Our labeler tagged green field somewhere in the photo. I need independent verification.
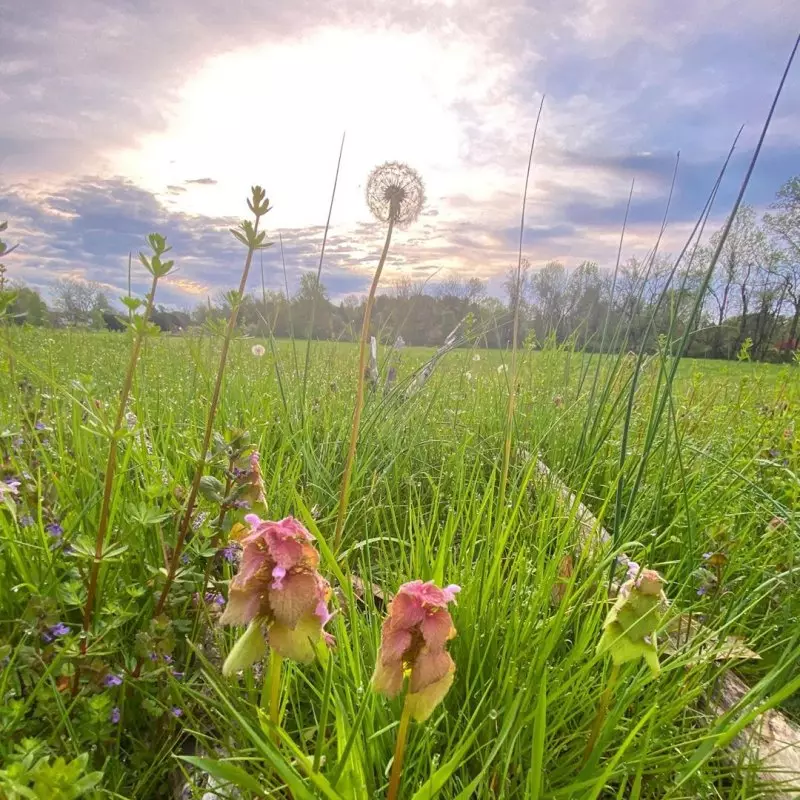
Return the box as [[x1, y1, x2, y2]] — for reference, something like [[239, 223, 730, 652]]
[[1, 328, 798, 799]]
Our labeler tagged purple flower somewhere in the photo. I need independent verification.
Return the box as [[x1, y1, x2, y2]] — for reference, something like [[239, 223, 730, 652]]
[[34, 421, 46, 431], [702, 552, 713, 560], [163, 654, 173, 664], [221, 543, 240, 564], [46, 523, 64, 539], [204, 592, 225, 607], [103, 674, 123, 687], [110, 707, 121, 724], [171, 670, 184, 679], [20, 515, 34, 528], [180, 554, 189, 565], [1, 478, 21, 498], [171, 707, 183, 718], [149, 652, 159, 662], [697, 586, 708, 596], [12, 436, 23, 449], [42, 622, 69, 642], [231, 499, 250, 510]]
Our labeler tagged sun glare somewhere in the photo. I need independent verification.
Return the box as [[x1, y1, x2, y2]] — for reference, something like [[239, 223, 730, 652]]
[[111, 27, 508, 230]]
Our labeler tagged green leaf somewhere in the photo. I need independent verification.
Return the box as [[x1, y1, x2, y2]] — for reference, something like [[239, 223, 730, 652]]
[[177, 756, 264, 795], [198, 475, 224, 503]]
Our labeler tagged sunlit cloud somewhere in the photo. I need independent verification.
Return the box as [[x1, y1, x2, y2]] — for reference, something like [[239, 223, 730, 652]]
[[1, 0, 798, 304]]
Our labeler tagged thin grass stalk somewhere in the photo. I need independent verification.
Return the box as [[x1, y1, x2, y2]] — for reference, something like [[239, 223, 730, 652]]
[[498, 97, 544, 516], [333, 215, 395, 550], [76, 271, 159, 691], [618, 35, 798, 538], [278, 232, 300, 381], [301, 133, 346, 412], [582, 662, 620, 765], [152, 195, 270, 620]]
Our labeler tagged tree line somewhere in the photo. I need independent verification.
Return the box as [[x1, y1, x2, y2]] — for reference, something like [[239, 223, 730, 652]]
[[4, 177, 800, 362]]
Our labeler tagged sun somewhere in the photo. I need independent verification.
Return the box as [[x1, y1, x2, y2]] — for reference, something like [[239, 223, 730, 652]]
[[109, 26, 505, 230]]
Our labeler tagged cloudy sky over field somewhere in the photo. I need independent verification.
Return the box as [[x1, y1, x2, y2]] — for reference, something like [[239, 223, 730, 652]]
[[1, 0, 799, 307]]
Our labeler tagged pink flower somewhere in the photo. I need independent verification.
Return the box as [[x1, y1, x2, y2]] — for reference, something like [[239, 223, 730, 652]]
[[220, 515, 332, 674], [371, 580, 460, 722]]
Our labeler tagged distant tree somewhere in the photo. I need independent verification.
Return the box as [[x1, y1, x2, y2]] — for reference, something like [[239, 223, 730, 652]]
[[9, 286, 50, 326], [52, 278, 110, 326], [764, 177, 800, 349]]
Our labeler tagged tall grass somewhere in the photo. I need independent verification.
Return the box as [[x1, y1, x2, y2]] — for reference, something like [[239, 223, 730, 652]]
[[1, 41, 799, 798]]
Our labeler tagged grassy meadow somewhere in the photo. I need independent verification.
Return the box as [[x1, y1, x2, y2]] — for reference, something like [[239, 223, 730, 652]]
[[1, 326, 798, 799]]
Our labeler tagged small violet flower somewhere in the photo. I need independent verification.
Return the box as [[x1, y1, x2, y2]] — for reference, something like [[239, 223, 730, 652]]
[[42, 622, 70, 643], [103, 673, 123, 687], [110, 707, 121, 724], [46, 522, 64, 539], [171, 707, 183, 718], [221, 543, 241, 564], [371, 580, 460, 722], [20, 515, 34, 528], [34, 421, 46, 431], [0, 478, 21, 499], [220, 515, 333, 675], [205, 592, 225, 607]]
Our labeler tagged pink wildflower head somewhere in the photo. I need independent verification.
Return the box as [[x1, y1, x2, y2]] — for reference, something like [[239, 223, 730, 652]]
[[634, 568, 664, 597], [221, 515, 332, 675], [371, 579, 460, 722]]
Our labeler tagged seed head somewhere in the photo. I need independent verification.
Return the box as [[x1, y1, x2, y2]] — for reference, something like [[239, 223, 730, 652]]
[[365, 161, 426, 228]]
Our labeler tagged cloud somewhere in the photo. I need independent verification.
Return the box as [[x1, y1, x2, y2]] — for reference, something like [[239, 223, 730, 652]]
[[1, 0, 799, 303]]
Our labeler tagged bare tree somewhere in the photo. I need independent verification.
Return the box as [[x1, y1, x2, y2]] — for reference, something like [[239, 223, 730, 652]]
[[764, 176, 800, 347], [51, 278, 110, 326]]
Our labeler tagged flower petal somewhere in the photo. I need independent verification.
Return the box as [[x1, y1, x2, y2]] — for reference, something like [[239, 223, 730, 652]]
[[222, 618, 267, 676], [371, 658, 404, 698], [406, 662, 455, 722], [380, 623, 412, 664], [268, 571, 319, 628], [388, 591, 424, 629], [420, 609, 454, 650], [409, 648, 453, 694], [270, 614, 321, 663], [219, 585, 263, 626]]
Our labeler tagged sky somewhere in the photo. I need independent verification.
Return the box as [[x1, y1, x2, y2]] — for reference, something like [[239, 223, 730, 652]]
[[1, 0, 799, 308]]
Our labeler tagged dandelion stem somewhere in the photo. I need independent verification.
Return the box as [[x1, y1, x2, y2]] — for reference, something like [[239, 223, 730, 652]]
[[333, 215, 395, 551], [583, 661, 620, 765], [76, 271, 159, 694], [387, 693, 413, 800]]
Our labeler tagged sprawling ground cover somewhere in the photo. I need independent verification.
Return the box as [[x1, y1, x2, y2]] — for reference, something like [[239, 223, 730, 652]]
[[1, 328, 798, 799]]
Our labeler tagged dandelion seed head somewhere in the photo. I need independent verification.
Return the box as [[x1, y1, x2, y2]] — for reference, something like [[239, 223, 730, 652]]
[[251, 344, 266, 357], [365, 162, 425, 228]]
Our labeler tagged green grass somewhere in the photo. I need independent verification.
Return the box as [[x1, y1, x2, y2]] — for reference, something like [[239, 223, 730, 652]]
[[1, 327, 798, 799]]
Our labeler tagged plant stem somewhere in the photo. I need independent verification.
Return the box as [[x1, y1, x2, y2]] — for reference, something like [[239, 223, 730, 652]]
[[387, 694, 413, 800], [583, 661, 620, 765], [498, 100, 543, 518], [269, 649, 283, 742], [75, 273, 159, 694], [333, 215, 395, 551], [153, 219, 262, 619]]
